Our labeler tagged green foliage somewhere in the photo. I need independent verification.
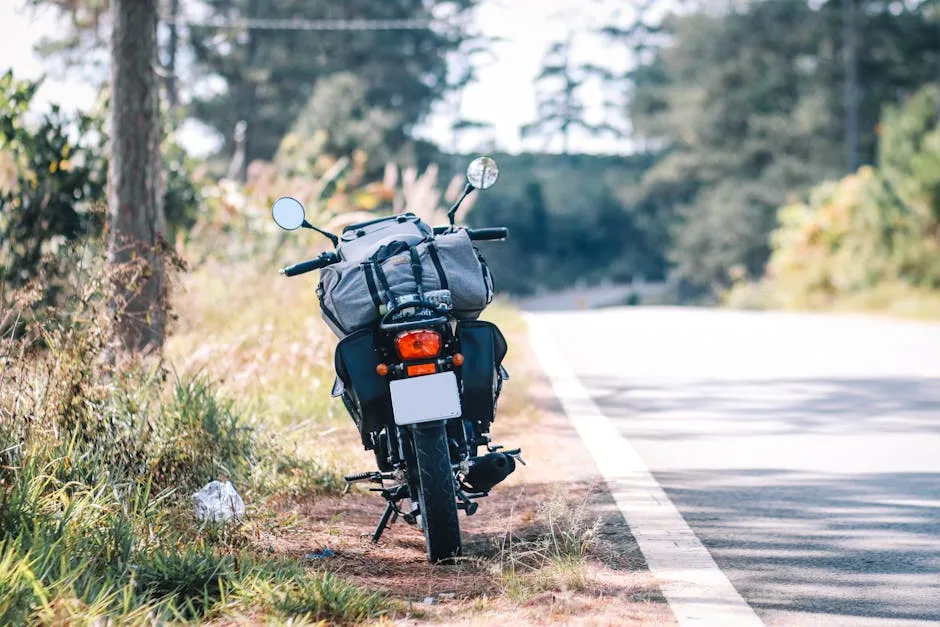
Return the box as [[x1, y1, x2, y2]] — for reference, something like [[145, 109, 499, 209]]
[[0, 71, 107, 287], [623, 0, 940, 297], [755, 85, 940, 310], [162, 135, 201, 245], [188, 0, 480, 164], [466, 152, 663, 295], [274, 572, 391, 622], [276, 72, 402, 176], [0, 71, 201, 290], [133, 547, 232, 618]]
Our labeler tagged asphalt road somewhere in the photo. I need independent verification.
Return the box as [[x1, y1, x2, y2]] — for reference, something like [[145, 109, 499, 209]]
[[532, 307, 940, 627]]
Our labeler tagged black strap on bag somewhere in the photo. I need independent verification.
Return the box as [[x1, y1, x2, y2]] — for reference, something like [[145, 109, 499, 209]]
[[362, 263, 383, 310], [427, 243, 448, 290], [372, 259, 396, 305], [409, 246, 425, 300]]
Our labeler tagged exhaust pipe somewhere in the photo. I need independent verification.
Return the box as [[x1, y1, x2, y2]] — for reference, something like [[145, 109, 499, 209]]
[[463, 452, 516, 493]]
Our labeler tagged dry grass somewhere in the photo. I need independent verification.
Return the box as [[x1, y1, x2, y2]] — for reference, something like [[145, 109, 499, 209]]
[[725, 279, 940, 321], [489, 493, 601, 602]]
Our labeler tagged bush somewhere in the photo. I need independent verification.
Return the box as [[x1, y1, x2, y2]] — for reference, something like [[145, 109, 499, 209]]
[[750, 85, 940, 314], [0, 71, 107, 288], [0, 71, 202, 292]]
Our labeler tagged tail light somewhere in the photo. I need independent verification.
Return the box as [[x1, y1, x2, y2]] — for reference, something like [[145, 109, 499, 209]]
[[395, 329, 441, 360]]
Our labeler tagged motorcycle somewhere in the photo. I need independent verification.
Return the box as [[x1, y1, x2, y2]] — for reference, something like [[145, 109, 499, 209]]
[[271, 157, 522, 563]]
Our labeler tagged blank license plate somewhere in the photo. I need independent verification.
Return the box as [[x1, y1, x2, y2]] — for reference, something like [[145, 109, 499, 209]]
[[390, 371, 461, 426]]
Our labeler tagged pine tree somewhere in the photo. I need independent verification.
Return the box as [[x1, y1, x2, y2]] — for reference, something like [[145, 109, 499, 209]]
[[521, 34, 622, 155]]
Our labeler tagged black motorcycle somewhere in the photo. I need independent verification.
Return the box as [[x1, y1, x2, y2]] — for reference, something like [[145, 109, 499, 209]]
[[271, 157, 521, 563]]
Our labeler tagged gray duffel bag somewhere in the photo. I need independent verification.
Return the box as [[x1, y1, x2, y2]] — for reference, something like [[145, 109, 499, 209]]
[[316, 229, 494, 337]]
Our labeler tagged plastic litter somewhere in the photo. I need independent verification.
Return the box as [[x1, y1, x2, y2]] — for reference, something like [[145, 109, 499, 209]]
[[192, 480, 246, 523], [305, 548, 336, 560]]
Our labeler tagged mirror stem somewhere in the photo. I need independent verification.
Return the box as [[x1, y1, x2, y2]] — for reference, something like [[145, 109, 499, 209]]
[[302, 220, 339, 247], [447, 183, 474, 227]]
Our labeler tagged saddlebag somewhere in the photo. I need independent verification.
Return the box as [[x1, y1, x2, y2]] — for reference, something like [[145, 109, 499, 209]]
[[456, 320, 507, 432], [318, 229, 495, 337], [333, 328, 393, 446]]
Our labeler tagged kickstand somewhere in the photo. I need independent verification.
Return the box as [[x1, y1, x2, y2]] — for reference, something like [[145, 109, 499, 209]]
[[370, 484, 409, 544], [372, 501, 397, 544]]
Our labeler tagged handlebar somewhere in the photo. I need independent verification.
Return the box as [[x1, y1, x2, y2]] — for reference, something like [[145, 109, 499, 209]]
[[281, 226, 508, 277], [432, 226, 509, 241], [467, 227, 508, 242], [280, 252, 339, 277]]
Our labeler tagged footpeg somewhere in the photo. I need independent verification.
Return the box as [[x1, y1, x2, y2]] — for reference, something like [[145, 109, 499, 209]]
[[344, 471, 380, 483], [344, 471, 389, 495]]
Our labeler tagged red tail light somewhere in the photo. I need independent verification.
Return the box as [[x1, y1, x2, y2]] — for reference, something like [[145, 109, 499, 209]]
[[395, 329, 441, 360]]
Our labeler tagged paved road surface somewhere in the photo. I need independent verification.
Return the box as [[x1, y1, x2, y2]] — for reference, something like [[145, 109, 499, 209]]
[[532, 307, 940, 626]]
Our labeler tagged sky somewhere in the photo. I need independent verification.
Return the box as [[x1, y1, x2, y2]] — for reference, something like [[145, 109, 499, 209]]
[[0, 0, 642, 156]]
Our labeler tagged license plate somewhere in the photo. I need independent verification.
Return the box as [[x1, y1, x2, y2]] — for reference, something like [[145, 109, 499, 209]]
[[390, 371, 461, 426]]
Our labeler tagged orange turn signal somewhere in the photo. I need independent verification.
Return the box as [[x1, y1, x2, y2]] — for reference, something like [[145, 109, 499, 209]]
[[376, 363, 389, 376], [406, 363, 437, 377], [395, 329, 441, 360], [452, 353, 465, 366]]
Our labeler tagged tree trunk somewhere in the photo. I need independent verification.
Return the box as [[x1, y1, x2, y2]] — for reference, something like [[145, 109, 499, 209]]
[[165, 0, 180, 109], [108, 0, 166, 352], [843, 0, 860, 172]]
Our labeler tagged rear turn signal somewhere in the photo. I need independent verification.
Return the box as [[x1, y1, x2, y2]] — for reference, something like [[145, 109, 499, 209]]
[[406, 363, 437, 377], [395, 329, 441, 360]]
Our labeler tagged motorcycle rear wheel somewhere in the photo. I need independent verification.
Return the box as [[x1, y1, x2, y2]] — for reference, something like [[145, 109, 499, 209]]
[[411, 421, 462, 563]]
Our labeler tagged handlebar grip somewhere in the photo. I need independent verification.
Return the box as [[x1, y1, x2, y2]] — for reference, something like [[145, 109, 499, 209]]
[[467, 227, 508, 242], [281, 252, 338, 277]]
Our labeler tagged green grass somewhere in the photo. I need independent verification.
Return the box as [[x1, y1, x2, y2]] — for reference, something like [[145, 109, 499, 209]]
[[0, 248, 377, 624]]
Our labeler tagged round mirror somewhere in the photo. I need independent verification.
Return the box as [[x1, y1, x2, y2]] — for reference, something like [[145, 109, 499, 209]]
[[466, 156, 499, 190], [272, 196, 305, 231]]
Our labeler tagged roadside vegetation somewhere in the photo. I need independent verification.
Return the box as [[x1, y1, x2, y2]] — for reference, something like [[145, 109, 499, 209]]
[[0, 241, 390, 623], [725, 85, 940, 319]]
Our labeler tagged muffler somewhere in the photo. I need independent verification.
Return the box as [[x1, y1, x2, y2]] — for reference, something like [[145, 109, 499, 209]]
[[463, 452, 516, 493]]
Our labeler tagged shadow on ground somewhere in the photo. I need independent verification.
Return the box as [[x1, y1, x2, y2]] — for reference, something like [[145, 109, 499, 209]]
[[584, 376, 940, 439], [652, 469, 940, 623]]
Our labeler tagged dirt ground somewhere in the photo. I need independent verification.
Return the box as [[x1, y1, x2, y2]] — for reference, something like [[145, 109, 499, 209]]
[[259, 325, 678, 626]]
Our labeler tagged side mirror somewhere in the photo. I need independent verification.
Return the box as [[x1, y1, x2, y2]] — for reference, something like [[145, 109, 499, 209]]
[[272, 196, 305, 231], [448, 156, 500, 227], [466, 156, 499, 190]]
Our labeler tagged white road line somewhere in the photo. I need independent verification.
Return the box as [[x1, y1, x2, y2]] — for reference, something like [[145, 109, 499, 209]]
[[526, 314, 764, 627]]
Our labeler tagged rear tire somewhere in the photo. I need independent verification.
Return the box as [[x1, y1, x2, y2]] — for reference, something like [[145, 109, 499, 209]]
[[411, 421, 461, 563]]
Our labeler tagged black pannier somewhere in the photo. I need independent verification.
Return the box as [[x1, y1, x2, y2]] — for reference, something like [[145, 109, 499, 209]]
[[456, 320, 508, 433], [333, 328, 393, 446]]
